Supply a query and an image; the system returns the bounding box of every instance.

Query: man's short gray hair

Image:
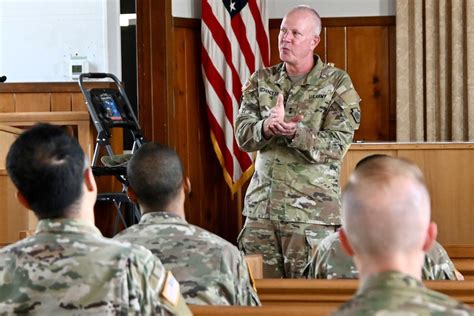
[290,5,322,36]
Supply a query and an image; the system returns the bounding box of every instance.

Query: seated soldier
[332,155,473,315]
[305,231,462,280]
[114,142,260,306]
[0,123,190,315]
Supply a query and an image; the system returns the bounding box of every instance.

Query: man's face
[278,10,320,66]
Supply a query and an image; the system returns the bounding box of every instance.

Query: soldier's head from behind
[6,123,97,220]
[338,155,437,281]
[127,142,189,217]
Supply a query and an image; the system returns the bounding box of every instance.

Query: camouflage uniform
[305,232,458,280]
[235,55,361,278]
[0,219,191,315]
[114,212,260,306]
[333,271,474,315]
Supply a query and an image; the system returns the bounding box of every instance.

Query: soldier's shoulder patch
[161,271,180,307]
[351,107,361,125]
[242,78,256,93]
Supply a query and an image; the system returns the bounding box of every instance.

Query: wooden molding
[173,16,396,29]
[0,82,115,93]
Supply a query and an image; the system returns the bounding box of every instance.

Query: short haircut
[127,142,183,210]
[355,154,389,169]
[6,123,86,219]
[290,5,322,36]
[342,156,431,258]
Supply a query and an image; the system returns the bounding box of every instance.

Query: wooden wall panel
[51,93,72,111]
[269,27,280,65]
[341,143,474,245]
[325,27,346,69]
[71,93,87,111]
[347,26,390,141]
[0,94,15,112]
[15,93,51,112]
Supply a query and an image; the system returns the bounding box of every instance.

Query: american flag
[201,0,270,194]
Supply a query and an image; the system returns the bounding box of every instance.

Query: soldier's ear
[84,168,97,193]
[311,35,320,51]
[127,187,138,203]
[422,222,438,252]
[183,177,191,196]
[16,191,31,210]
[339,229,355,257]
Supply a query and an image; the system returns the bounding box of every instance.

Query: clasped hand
[263,93,303,139]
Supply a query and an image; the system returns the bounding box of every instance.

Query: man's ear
[339,228,355,257]
[422,222,438,252]
[84,168,97,193]
[183,177,191,195]
[311,35,320,51]
[127,187,138,203]
[16,191,31,210]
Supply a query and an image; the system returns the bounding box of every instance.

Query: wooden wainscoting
[342,143,474,245]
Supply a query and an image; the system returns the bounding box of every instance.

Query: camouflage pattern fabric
[305,232,458,280]
[235,55,361,225]
[114,212,260,306]
[237,217,338,278]
[333,271,474,315]
[0,219,191,315]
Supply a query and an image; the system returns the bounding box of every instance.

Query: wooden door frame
[136,0,173,144]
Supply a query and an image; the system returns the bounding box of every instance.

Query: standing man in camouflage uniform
[333,155,473,315]
[235,5,361,278]
[305,231,462,280]
[114,143,260,306]
[0,123,190,315]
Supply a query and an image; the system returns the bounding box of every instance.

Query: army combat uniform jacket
[235,55,361,225]
[305,232,459,280]
[333,271,473,315]
[114,212,260,306]
[0,219,190,315]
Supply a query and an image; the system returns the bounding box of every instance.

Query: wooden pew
[255,279,474,307]
[191,279,474,315]
[190,305,333,316]
[446,245,474,281]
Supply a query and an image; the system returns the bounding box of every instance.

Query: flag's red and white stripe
[201,0,269,193]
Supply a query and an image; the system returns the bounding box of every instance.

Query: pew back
[255,279,474,307]
[446,245,474,281]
